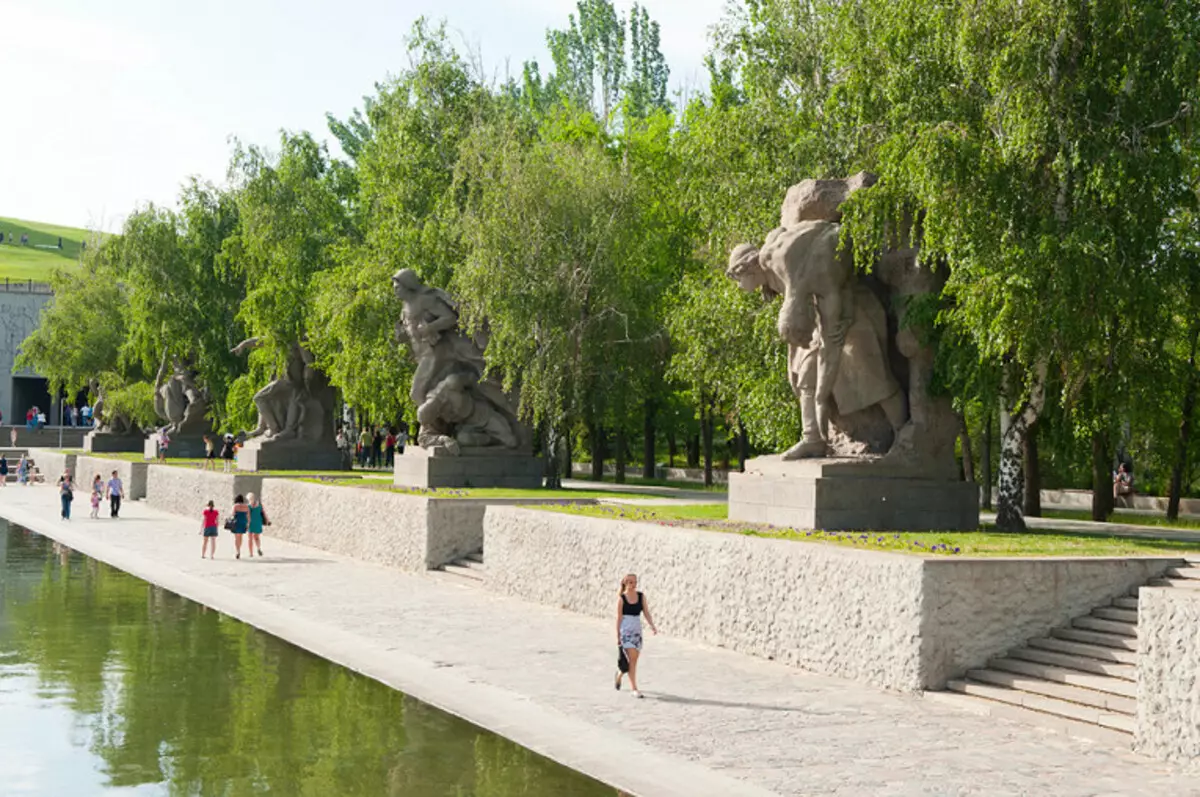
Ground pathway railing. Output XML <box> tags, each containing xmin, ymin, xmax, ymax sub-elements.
<box><xmin>0</xmin><ymin>278</ymin><xmax>52</xmax><ymax>294</ymax></box>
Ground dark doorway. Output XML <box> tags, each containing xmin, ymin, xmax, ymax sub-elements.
<box><xmin>11</xmin><ymin>377</ymin><xmax>50</xmax><ymax>422</ymax></box>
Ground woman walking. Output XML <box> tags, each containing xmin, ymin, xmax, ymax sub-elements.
<box><xmin>90</xmin><ymin>474</ymin><xmax>103</xmax><ymax>519</ymax></box>
<box><xmin>16</xmin><ymin>455</ymin><xmax>29</xmax><ymax>486</ymax></box>
<box><xmin>0</xmin><ymin>453</ymin><xmax>8</xmax><ymax>488</ymax></box>
<box><xmin>246</xmin><ymin>492</ymin><xmax>270</xmax><ymax>557</ymax></box>
<box><xmin>203</xmin><ymin>435</ymin><xmax>216</xmax><ymax>471</ymax></box>
<box><xmin>57</xmin><ymin>470</ymin><xmax>76</xmax><ymax>521</ymax></box>
<box><xmin>614</xmin><ymin>573</ymin><xmax>658</xmax><ymax>698</ymax></box>
<box><xmin>230</xmin><ymin>494</ymin><xmax>250</xmax><ymax>558</ymax></box>
<box><xmin>201</xmin><ymin>500</ymin><xmax>220</xmax><ymax>559</ymax></box>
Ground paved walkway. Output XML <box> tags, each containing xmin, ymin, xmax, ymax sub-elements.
<box><xmin>1</xmin><ymin>486</ymin><xmax>1197</xmax><ymax>796</ymax></box>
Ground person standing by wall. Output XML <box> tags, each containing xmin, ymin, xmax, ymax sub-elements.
<box><xmin>57</xmin><ymin>470</ymin><xmax>75</xmax><ymax>521</ymax></box>
<box><xmin>358</xmin><ymin>426</ymin><xmax>371</xmax><ymax>468</ymax></box>
<box><xmin>0</xmin><ymin>453</ymin><xmax>8</xmax><ymax>488</ymax></box>
<box><xmin>246</xmin><ymin>492</ymin><xmax>270</xmax><ymax>557</ymax></box>
<box><xmin>230</xmin><ymin>494</ymin><xmax>250</xmax><ymax>558</ymax></box>
<box><xmin>614</xmin><ymin>573</ymin><xmax>658</xmax><ymax>698</ymax></box>
<box><xmin>201</xmin><ymin>500</ymin><xmax>220</xmax><ymax>559</ymax></box>
<box><xmin>203</xmin><ymin>435</ymin><xmax>216</xmax><ymax>471</ymax></box>
<box><xmin>220</xmin><ymin>433</ymin><xmax>236</xmax><ymax>473</ymax></box>
<box><xmin>107</xmin><ymin>469</ymin><xmax>124</xmax><ymax>518</ymax></box>
<box><xmin>385</xmin><ymin>428</ymin><xmax>397</xmax><ymax>468</ymax></box>
<box><xmin>16</xmin><ymin>454</ymin><xmax>29</xmax><ymax>485</ymax></box>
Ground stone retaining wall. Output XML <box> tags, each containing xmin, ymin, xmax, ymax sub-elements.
<box><xmin>76</xmin><ymin>455</ymin><xmax>150</xmax><ymax>500</ymax></box>
<box><xmin>31</xmin><ymin>450</ymin><xmax>75</xmax><ymax>481</ymax></box>
<box><xmin>145</xmin><ymin>466</ymin><xmax>263</xmax><ymax>520</ymax></box>
<box><xmin>1136</xmin><ymin>587</ymin><xmax>1200</xmax><ymax>762</ymax></box>
<box><xmin>257</xmin><ymin>479</ymin><xmax>588</xmax><ymax>571</ymax></box>
<box><xmin>1041</xmin><ymin>488</ymin><xmax>1200</xmax><ymax>516</ymax></box>
<box><xmin>483</xmin><ymin>507</ymin><xmax>1179</xmax><ymax>692</ymax></box>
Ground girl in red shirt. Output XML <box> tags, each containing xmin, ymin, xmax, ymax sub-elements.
<box><xmin>201</xmin><ymin>500</ymin><xmax>220</xmax><ymax>559</ymax></box>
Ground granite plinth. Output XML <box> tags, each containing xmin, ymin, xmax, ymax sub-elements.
<box><xmin>729</xmin><ymin>455</ymin><xmax>980</xmax><ymax>531</ymax></box>
<box><xmin>394</xmin><ymin>447</ymin><xmax>544</xmax><ymax>489</ymax></box>
<box><xmin>83</xmin><ymin>430</ymin><xmax>146</xmax><ymax>453</ymax></box>
<box><xmin>144</xmin><ymin>434</ymin><xmax>211</xmax><ymax>460</ymax></box>
<box><xmin>236</xmin><ymin>437</ymin><xmax>348</xmax><ymax>472</ymax></box>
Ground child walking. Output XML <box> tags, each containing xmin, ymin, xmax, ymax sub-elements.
<box><xmin>201</xmin><ymin>500</ymin><xmax>220</xmax><ymax>559</ymax></box>
<box><xmin>90</xmin><ymin>474</ymin><xmax>103</xmax><ymax>518</ymax></box>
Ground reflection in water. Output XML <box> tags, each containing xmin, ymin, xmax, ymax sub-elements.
<box><xmin>0</xmin><ymin>520</ymin><xmax>614</xmax><ymax>796</ymax></box>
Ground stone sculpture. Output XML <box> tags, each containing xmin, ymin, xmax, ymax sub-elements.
<box><xmin>90</xmin><ymin>380</ymin><xmax>136</xmax><ymax>436</ymax></box>
<box><xmin>231</xmin><ymin>338</ymin><xmax>336</xmax><ymax>444</ymax></box>
<box><xmin>727</xmin><ymin>172</ymin><xmax>959</xmax><ymax>480</ymax></box>
<box><xmin>392</xmin><ymin>269</ymin><xmax>526</xmax><ymax>455</ymax></box>
<box><xmin>153</xmin><ymin>351</ymin><xmax>211</xmax><ymax>436</ymax></box>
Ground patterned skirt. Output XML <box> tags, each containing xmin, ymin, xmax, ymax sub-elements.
<box><xmin>619</xmin><ymin>616</ymin><xmax>643</xmax><ymax>650</ymax></box>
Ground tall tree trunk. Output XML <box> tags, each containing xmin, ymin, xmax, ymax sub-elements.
<box><xmin>562</xmin><ymin>425</ymin><xmax>573</xmax><ymax>481</ymax></box>
<box><xmin>958</xmin><ymin>412</ymin><xmax>975</xmax><ymax>483</ymax></box>
<box><xmin>687</xmin><ymin>433</ymin><xmax>700</xmax><ymax>469</ymax></box>
<box><xmin>590</xmin><ymin>423</ymin><xmax>605</xmax><ymax>481</ymax></box>
<box><xmin>615</xmin><ymin>426</ymin><xmax>627</xmax><ymax>484</ymax></box>
<box><xmin>995</xmin><ymin>363</ymin><xmax>1048</xmax><ymax>532</ymax></box>
<box><xmin>1168</xmin><ymin>323</ymin><xmax>1200</xmax><ymax>520</ymax></box>
<box><xmin>980</xmin><ymin>411</ymin><xmax>993</xmax><ymax>509</ymax></box>
<box><xmin>737</xmin><ymin>421</ymin><xmax>749</xmax><ymax>473</ymax></box>
<box><xmin>667</xmin><ymin>429</ymin><xmax>677</xmax><ymax>468</ymax></box>
<box><xmin>720</xmin><ymin>420</ymin><xmax>731</xmax><ymax>472</ymax></box>
<box><xmin>1092</xmin><ymin>430</ymin><xmax>1114</xmax><ymax>521</ymax></box>
<box><xmin>1023</xmin><ymin>421</ymin><xmax>1041</xmax><ymax>517</ymax></box>
<box><xmin>543</xmin><ymin>424</ymin><xmax>561</xmax><ymax>489</ymax></box>
<box><xmin>642</xmin><ymin>401</ymin><xmax>657</xmax><ymax>482</ymax></box>
<box><xmin>701</xmin><ymin>397</ymin><xmax>714</xmax><ymax>487</ymax></box>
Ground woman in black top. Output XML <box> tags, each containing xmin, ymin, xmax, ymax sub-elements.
<box><xmin>615</xmin><ymin>573</ymin><xmax>658</xmax><ymax>698</ymax></box>
<box><xmin>220</xmin><ymin>434</ymin><xmax>236</xmax><ymax>473</ymax></box>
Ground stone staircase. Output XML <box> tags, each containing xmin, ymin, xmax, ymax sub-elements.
<box><xmin>944</xmin><ymin>558</ymin><xmax>1200</xmax><ymax>743</ymax></box>
<box><xmin>0</xmin><ymin>449</ymin><xmax>42</xmax><ymax>484</ymax></box>
<box><xmin>435</xmin><ymin>550</ymin><xmax>485</xmax><ymax>584</ymax></box>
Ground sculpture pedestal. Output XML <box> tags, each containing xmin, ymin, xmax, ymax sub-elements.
<box><xmin>729</xmin><ymin>455</ymin><xmax>979</xmax><ymax>531</ymax></box>
<box><xmin>144</xmin><ymin>433</ymin><xmax>211</xmax><ymax>460</ymax></box>
<box><xmin>236</xmin><ymin>437</ymin><xmax>348</xmax><ymax>472</ymax></box>
<box><xmin>393</xmin><ymin>447</ymin><xmax>544</xmax><ymax>489</ymax></box>
<box><xmin>83</xmin><ymin>430</ymin><xmax>146</xmax><ymax>453</ymax></box>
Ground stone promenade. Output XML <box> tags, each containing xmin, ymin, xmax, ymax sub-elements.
<box><xmin>1</xmin><ymin>485</ymin><xmax>1196</xmax><ymax>796</ymax></box>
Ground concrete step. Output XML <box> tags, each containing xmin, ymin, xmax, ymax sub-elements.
<box><xmin>463</xmin><ymin>551</ymin><xmax>483</xmax><ymax>564</ymax></box>
<box><xmin>946</xmin><ymin>680</ymin><xmax>1134</xmax><ymax>734</ymax></box>
<box><xmin>965</xmin><ymin>668</ymin><xmax>1136</xmax><ymax>714</ymax></box>
<box><xmin>1111</xmin><ymin>596</ymin><xmax>1139</xmax><ymax>610</ymax></box>
<box><xmin>440</xmin><ymin>563</ymin><xmax>484</xmax><ymax>583</ymax></box>
<box><xmin>1091</xmin><ymin>606</ymin><xmax>1138</xmax><ymax>624</ymax></box>
<box><xmin>1051</xmin><ymin>627</ymin><xmax>1139</xmax><ymax>652</ymax></box>
<box><xmin>926</xmin><ymin>690</ymin><xmax>1133</xmax><ymax>748</ymax></box>
<box><xmin>1147</xmin><ymin>577</ymin><xmax>1200</xmax><ymax>591</ymax></box>
<box><xmin>1072</xmin><ymin>615</ymin><xmax>1138</xmax><ymax>637</ymax></box>
<box><xmin>1027</xmin><ymin>637</ymin><xmax>1137</xmax><ymax>665</ymax></box>
<box><xmin>1165</xmin><ymin>566</ymin><xmax>1200</xmax><ymax>580</ymax></box>
<box><xmin>988</xmin><ymin>658</ymin><xmax>1136</xmax><ymax>697</ymax></box>
<box><xmin>464</xmin><ymin>560</ymin><xmax>486</xmax><ymax>573</ymax></box>
<box><xmin>1007</xmin><ymin>647</ymin><xmax>1136</xmax><ymax>680</ymax></box>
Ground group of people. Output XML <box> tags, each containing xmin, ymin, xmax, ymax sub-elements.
<box><xmin>347</xmin><ymin>424</ymin><xmax>407</xmax><ymax>469</ymax></box>
<box><xmin>0</xmin><ymin>453</ymin><xmax>33</xmax><ymax>486</ymax></box>
<box><xmin>60</xmin><ymin>403</ymin><xmax>93</xmax><ymax>426</ymax></box>
<box><xmin>201</xmin><ymin>493</ymin><xmax>269</xmax><ymax>559</ymax></box>
<box><xmin>52</xmin><ymin>469</ymin><xmax>124</xmax><ymax>521</ymax></box>
<box><xmin>201</xmin><ymin>433</ymin><xmax>240</xmax><ymax>472</ymax></box>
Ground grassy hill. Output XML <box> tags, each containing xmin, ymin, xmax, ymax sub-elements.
<box><xmin>0</xmin><ymin>217</ymin><xmax>96</xmax><ymax>282</ymax></box>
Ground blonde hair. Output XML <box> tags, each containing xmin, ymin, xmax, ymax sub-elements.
<box><xmin>619</xmin><ymin>573</ymin><xmax>637</xmax><ymax>595</ymax></box>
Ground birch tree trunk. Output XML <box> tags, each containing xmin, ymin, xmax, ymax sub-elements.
<box><xmin>995</xmin><ymin>363</ymin><xmax>1048</xmax><ymax>532</ymax></box>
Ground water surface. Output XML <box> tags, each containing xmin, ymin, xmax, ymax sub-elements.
<box><xmin>0</xmin><ymin>519</ymin><xmax>615</xmax><ymax>796</ymax></box>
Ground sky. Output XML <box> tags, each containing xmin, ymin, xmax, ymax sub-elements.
<box><xmin>0</xmin><ymin>0</ymin><xmax>730</xmax><ymax>233</ymax></box>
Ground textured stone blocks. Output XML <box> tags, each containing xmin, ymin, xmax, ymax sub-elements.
<box><xmin>76</xmin><ymin>455</ymin><xmax>149</xmax><ymax>500</ymax></box>
<box><xmin>236</xmin><ymin>437</ymin><xmax>347</xmax><ymax>472</ymax></box>
<box><xmin>1136</xmin><ymin>587</ymin><xmax>1200</xmax><ymax>761</ymax></box>
<box><xmin>145</xmin><ymin>466</ymin><xmax>264</xmax><ymax>519</ymax></box>
<box><xmin>730</xmin><ymin>457</ymin><xmax>979</xmax><ymax>531</ymax></box>
<box><xmin>83</xmin><ymin>431</ymin><xmax>146</xmax><ymax>453</ymax></box>
<box><xmin>394</xmin><ymin>448</ymin><xmax>544</xmax><ymax>489</ymax></box>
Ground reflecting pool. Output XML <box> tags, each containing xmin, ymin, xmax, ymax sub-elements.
<box><xmin>0</xmin><ymin>520</ymin><xmax>615</xmax><ymax>796</ymax></box>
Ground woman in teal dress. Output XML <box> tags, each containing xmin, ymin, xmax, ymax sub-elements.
<box><xmin>230</xmin><ymin>494</ymin><xmax>250</xmax><ymax>559</ymax></box>
<box><xmin>246</xmin><ymin>492</ymin><xmax>270</xmax><ymax>558</ymax></box>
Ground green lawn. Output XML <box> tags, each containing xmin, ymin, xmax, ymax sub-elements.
<box><xmin>0</xmin><ymin>217</ymin><xmax>95</xmax><ymax>280</ymax></box>
<box><xmin>295</xmin><ymin>478</ymin><xmax>654</xmax><ymax>500</ymax></box>
<box><xmin>1043</xmin><ymin>508</ymin><xmax>1200</xmax><ymax>532</ymax></box>
<box><xmin>536</xmin><ymin>502</ymin><xmax>1200</xmax><ymax>557</ymax></box>
<box><xmin>569</xmin><ymin>473</ymin><xmax>727</xmax><ymax>493</ymax></box>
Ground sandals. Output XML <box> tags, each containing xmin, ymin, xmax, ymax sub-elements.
<box><xmin>614</xmin><ymin>671</ymin><xmax>621</xmax><ymax>691</ymax></box>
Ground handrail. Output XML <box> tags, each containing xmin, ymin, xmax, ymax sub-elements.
<box><xmin>0</xmin><ymin>278</ymin><xmax>53</xmax><ymax>294</ymax></box>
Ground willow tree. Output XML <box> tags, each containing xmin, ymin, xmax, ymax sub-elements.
<box><xmin>727</xmin><ymin>0</ymin><xmax>1200</xmax><ymax>530</ymax></box>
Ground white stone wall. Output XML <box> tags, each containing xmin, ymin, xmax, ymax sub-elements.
<box><xmin>0</xmin><ymin>290</ymin><xmax>50</xmax><ymax>420</ymax></box>
<box><xmin>484</xmin><ymin>507</ymin><xmax>1181</xmax><ymax>692</ymax></box>
<box><xmin>258</xmin><ymin>479</ymin><xmax>433</xmax><ymax>571</ymax></box>
<box><xmin>921</xmin><ymin>558</ymin><xmax>1177</xmax><ymax>687</ymax></box>
<box><xmin>484</xmin><ymin>507</ymin><xmax>927</xmax><ymax>690</ymax></box>
<box><xmin>145</xmin><ymin>466</ymin><xmax>263</xmax><ymax>521</ymax></box>
<box><xmin>1136</xmin><ymin>588</ymin><xmax>1200</xmax><ymax>762</ymax></box>
<box><xmin>31</xmin><ymin>450</ymin><xmax>75</xmax><ymax>482</ymax></box>
<box><xmin>75</xmin><ymin>456</ymin><xmax>149</xmax><ymax>500</ymax></box>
